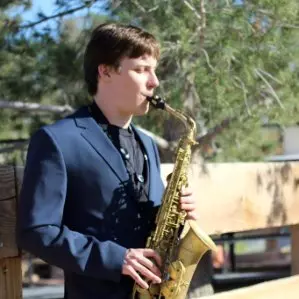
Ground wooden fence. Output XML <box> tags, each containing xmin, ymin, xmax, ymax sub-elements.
<box><xmin>1</xmin><ymin>162</ymin><xmax>299</xmax><ymax>298</ymax></box>
<box><xmin>0</xmin><ymin>166</ymin><xmax>23</xmax><ymax>299</ymax></box>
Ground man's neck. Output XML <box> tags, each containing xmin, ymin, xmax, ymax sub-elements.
<box><xmin>93</xmin><ymin>95</ymin><xmax>132</xmax><ymax>129</ymax></box>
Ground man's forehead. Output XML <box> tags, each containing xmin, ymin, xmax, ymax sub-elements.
<box><xmin>122</xmin><ymin>55</ymin><xmax>158</xmax><ymax>68</ymax></box>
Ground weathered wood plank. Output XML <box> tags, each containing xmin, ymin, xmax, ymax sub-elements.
<box><xmin>291</xmin><ymin>224</ymin><xmax>299</xmax><ymax>275</ymax></box>
<box><xmin>0</xmin><ymin>166</ymin><xmax>15</xmax><ymax>200</ymax></box>
<box><xmin>161</xmin><ymin>162</ymin><xmax>299</xmax><ymax>234</ymax></box>
<box><xmin>0</xmin><ymin>166</ymin><xmax>23</xmax><ymax>298</ymax></box>
<box><xmin>0</xmin><ymin>257</ymin><xmax>22</xmax><ymax>299</ymax></box>
<box><xmin>207</xmin><ymin>275</ymin><xmax>299</xmax><ymax>299</ymax></box>
<box><xmin>6</xmin><ymin>162</ymin><xmax>299</xmax><ymax>242</ymax></box>
<box><xmin>0</xmin><ymin>166</ymin><xmax>18</xmax><ymax>259</ymax></box>
<box><xmin>14</xmin><ymin>166</ymin><xmax>24</xmax><ymax>199</ymax></box>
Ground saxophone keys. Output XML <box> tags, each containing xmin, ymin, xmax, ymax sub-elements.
<box><xmin>160</xmin><ymin>260</ymin><xmax>186</xmax><ymax>298</ymax></box>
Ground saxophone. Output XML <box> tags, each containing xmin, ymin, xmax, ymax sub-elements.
<box><xmin>132</xmin><ymin>96</ymin><xmax>217</xmax><ymax>299</ymax></box>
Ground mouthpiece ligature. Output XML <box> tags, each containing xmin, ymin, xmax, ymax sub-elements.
<box><xmin>146</xmin><ymin>95</ymin><xmax>166</xmax><ymax>110</ymax></box>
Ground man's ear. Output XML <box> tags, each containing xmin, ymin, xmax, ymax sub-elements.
<box><xmin>98</xmin><ymin>64</ymin><xmax>111</xmax><ymax>79</ymax></box>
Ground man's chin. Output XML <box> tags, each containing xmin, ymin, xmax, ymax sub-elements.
<box><xmin>134</xmin><ymin>102</ymin><xmax>150</xmax><ymax>116</ymax></box>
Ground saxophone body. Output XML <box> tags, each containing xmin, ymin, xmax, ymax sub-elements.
<box><xmin>132</xmin><ymin>96</ymin><xmax>217</xmax><ymax>299</ymax></box>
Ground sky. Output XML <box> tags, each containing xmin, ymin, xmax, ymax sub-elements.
<box><xmin>17</xmin><ymin>0</ymin><xmax>56</xmax><ymax>22</ymax></box>
<box><xmin>11</xmin><ymin>0</ymin><xmax>105</xmax><ymax>28</ymax></box>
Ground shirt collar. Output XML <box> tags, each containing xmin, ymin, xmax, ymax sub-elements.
<box><xmin>89</xmin><ymin>100</ymin><xmax>110</xmax><ymax>125</ymax></box>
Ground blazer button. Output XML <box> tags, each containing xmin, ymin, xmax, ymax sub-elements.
<box><xmin>137</xmin><ymin>174</ymin><xmax>144</xmax><ymax>183</ymax></box>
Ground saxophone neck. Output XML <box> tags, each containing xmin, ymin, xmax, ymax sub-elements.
<box><xmin>147</xmin><ymin>95</ymin><xmax>197</xmax><ymax>143</ymax></box>
<box><xmin>166</xmin><ymin>104</ymin><xmax>197</xmax><ymax>141</ymax></box>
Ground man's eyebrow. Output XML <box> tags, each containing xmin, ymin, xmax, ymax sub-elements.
<box><xmin>135</xmin><ymin>63</ymin><xmax>158</xmax><ymax>69</ymax></box>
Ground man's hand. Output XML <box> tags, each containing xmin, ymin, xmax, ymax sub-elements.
<box><xmin>122</xmin><ymin>248</ymin><xmax>162</xmax><ymax>289</ymax></box>
<box><xmin>180</xmin><ymin>186</ymin><xmax>198</xmax><ymax>220</ymax></box>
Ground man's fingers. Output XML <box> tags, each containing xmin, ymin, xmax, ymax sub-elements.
<box><xmin>186</xmin><ymin>211</ymin><xmax>198</xmax><ymax>220</ymax></box>
<box><xmin>127</xmin><ymin>265</ymin><xmax>149</xmax><ymax>289</ymax></box>
<box><xmin>180</xmin><ymin>186</ymin><xmax>193</xmax><ymax>196</ymax></box>
<box><xmin>122</xmin><ymin>248</ymin><xmax>163</xmax><ymax>287</ymax></box>
<box><xmin>180</xmin><ymin>195</ymin><xmax>195</xmax><ymax>203</ymax></box>
<box><xmin>138</xmin><ymin>255</ymin><xmax>162</xmax><ymax>277</ymax></box>
<box><xmin>131</xmin><ymin>259</ymin><xmax>161</xmax><ymax>284</ymax></box>
<box><xmin>142</xmin><ymin>249</ymin><xmax>162</xmax><ymax>266</ymax></box>
<box><xmin>180</xmin><ymin>196</ymin><xmax>194</xmax><ymax>202</ymax></box>
<box><xmin>180</xmin><ymin>202</ymin><xmax>196</xmax><ymax>211</ymax></box>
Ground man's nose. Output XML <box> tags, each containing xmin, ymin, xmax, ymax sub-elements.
<box><xmin>148</xmin><ymin>72</ymin><xmax>159</xmax><ymax>89</ymax></box>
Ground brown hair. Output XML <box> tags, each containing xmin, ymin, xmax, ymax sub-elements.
<box><xmin>84</xmin><ymin>23</ymin><xmax>160</xmax><ymax>96</ymax></box>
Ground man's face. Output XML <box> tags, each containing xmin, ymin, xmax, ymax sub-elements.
<box><xmin>102</xmin><ymin>54</ymin><xmax>159</xmax><ymax>116</ymax></box>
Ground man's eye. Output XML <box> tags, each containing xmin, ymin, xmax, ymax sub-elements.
<box><xmin>135</xmin><ymin>68</ymin><xmax>144</xmax><ymax>73</ymax></box>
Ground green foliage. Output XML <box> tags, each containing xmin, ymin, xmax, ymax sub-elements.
<box><xmin>110</xmin><ymin>0</ymin><xmax>299</xmax><ymax>161</ymax></box>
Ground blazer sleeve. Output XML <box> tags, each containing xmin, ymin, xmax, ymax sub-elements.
<box><xmin>17</xmin><ymin>128</ymin><xmax>127</xmax><ymax>282</ymax></box>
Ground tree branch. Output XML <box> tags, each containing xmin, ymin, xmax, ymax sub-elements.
<box><xmin>256</xmin><ymin>68</ymin><xmax>283</xmax><ymax>85</ymax></box>
<box><xmin>254</xmin><ymin>69</ymin><xmax>284</xmax><ymax>109</ymax></box>
<box><xmin>0</xmin><ymin>100</ymin><xmax>74</xmax><ymax>114</ymax></box>
<box><xmin>183</xmin><ymin>0</ymin><xmax>202</xmax><ymax>20</ymax></box>
<box><xmin>19</xmin><ymin>2</ymin><xmax>95</xmax><ymax>29</ymax></box>
<box><xmin>201</xmin><ymin>48</ymin><xmax>216</xmax><ymax>72</ymax></box>
<box><xmin>131</xmin><ymin>0</ymin><xmax>146</xmax><ymax>13</ymax></box>
<box><xmin>136</xmin><ymin>126</ymin><xmax>169</xmax><ymax>149</ymax></box>
<box><xmin>196</xmin><ymin>117</ymin><xmax>233</xmax><ymax>146</ymax></box>
<box><xmin>199</xmin><ymin>0</ymin><xmax>206</xmax><ymax>48</ymax></box>
<box><xmin>130</xmin><ymin>0</ymin><xmax>159</xmax><ymax>14</ymax></box>
<box><xmin>0</xmin><ymin>138</ymin><xmax>27</xmax><ymax>145</ymax></box>
<box><xmin>234</xmin><ymin>76</ymin><xmax>251</xmax><ymax>115</ymax></box>
<box><xmin>280</xmin><ymin>24</ymin><xmax>299</xmax><ymax>29</ymax></box>
<box><xmin>0</xmin><ymin>142</ymin><xmax>28</xmax><ymax>154</ymax></box>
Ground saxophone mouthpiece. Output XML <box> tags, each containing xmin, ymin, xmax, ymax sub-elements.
<box><xmin>146</xmin><ymin>95</ymin><xmax>166</xmax><ymax>110</ymax></box>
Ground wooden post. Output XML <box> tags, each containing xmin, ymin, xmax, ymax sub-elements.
<box><xmin>291</xmin><ymin>224</ymin><xmax>299</xmax><ymax>275</ymax></box>
<box><xmin>0</xmin><ymin>166</ymin><xmax>22</xmax><ymax>299</ymax></box>
<box><xmin>0</xmin><ymin>257</ymin><xmax>22</xmax><ymax>299</ymax></box>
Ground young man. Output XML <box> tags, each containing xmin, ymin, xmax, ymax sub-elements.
<box><xmin>17</xmin><ymin>23</ymin><xmax>197</xmax><ymax>299</ymax></box>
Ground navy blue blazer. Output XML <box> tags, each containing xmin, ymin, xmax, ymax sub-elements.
<box><xmin>17</xmin><ymin>106</ymin><xmax>165</xmax><ymax>299</ymax></box>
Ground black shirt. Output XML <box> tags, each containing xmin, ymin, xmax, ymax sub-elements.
<box><xmin>88</xmin><ymin>101</ymin><xmax>149</xmax><ymax>203</ymax></box>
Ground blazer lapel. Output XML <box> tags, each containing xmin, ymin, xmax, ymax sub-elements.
<box><xmin>74</xmin><ymin>107</ymin><xmax>129</xmax><ymax>183</ymax></box>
